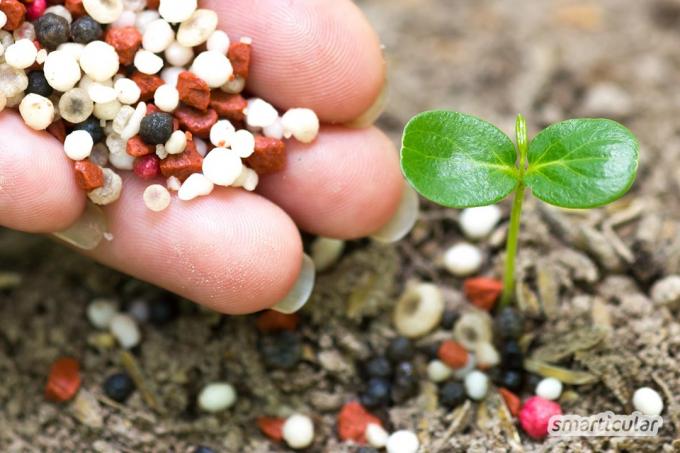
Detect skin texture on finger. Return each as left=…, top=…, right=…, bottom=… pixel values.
left=257, top=126, right=405, bottom=239
left=86, top=176, right=303, bottom=314
left=0, top=112, right=85, bottom=233
left=203, top=0, right=386, bottom=123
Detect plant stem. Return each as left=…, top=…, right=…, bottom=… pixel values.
left=500, top=115, right=528, bottom=306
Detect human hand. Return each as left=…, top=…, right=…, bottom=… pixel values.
left=0, top=0, right=411, bottom=314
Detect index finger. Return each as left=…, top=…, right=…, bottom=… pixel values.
left=202, top=0, right=386, bottom=123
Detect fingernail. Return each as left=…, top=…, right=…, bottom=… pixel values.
left=52, top=203, right=108, bottom=250
left=345, top=65, right=389, bottom=129
left=371, top=184, right=420, bottom=244
left=271, top=254, right=316, bottom=314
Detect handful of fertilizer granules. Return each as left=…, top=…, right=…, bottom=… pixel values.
left=0, top=0, right=319, bottom=212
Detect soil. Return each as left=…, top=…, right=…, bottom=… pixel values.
left=2, top=0, right=680, bottom=451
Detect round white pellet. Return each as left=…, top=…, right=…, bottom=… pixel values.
left=44, top=50, right=81, bottom=91
left=80, top=41, right=120, bottom=82
left=464, top=370, right=489, bottom=400
left=64, top=130, right=94, bottom=161
left=166, top=176, right=182, bottom=191
left=83, top=0, right=124, bottom=24
left=232, top=167, right=258, bottom=191
left=5, top=39, right=37, bottom=69
left=35, top=48, right=47, bottom=65
left=154, top=84, right=179, bottom=112
left=263, top=118, right=284, bottom=140
left=134, top=49, right=164, bottom=75
left=282, top=414, right=314, bottom=450
left=393, top=282, right=445, bottom=338
left=209, top=120, right=235, bottom=148
left=443, top=243, right=483, bottom=277
left=88, top=82, right=118, bottom=104
left=60, top=87, right=94, bottom=124
left=135, top=10, right=160, bottom=35
left=88, top=168, right=123, bottom=205
left=178, top=173, right=214, bottom=201
left=246, top=98, right=279, bottom=128
left=164, top=41, right=194, bottom=67
left=632, top=387, right=664, bottom=416
left=19, top=94, right=54, bottom=131
left=109, top=313, right=141, bottom=349
left=176, top=9, right=218, bottom=47
left=127, top=299, right=149, bottom=322
left=143, top=184, right=172, bottom=212
left=45, top=5, right=73, bottom=23
left=57, top=42, right=85, bottom=61
left=159, top=0, right=197, bottom=23
left=365, top=423, right=389, bottom=449
left=197, top=382, right=237, bottom=413
left=109, top=148, right=135, bottom=171
left=94, top=99, right=123, bottom=120
left=160, top=66, right=185, bottom=87
left=143, top=19, right=174, bottom=53
left=86, top=299, right=118, bottom=329
left=114, top=78, right=141, bottom=105
left=230, top=129, right=255, bottom=158
left=426, top=359, right=453, bottom=383
left=206, top=30, right=230, bottom=54
left=111, top=9, right=136, bottom=28
left=0, top=11, right=7, bottom=29
left=193, top=137, right=208, bottom=157
left=459, top=205, right=502, bottom=240
left=190, top=50, right=233, bottom=88
left=221, top=76, right=245, bottom=94
left=281, top=108, right=320, bottom=144
left=536, top=377, right=563, bottom=401
left=202, top=148, right=243, bottom=186
left=475, top=342, right=500, bottom=368
left=165, top=130, right=187, bottom=155
left=386, top=430, right=420, bottom=453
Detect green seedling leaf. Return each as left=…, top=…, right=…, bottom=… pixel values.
left=525, top=119, right=639, bottom=208
left=400, top=111, right=519, bottom=208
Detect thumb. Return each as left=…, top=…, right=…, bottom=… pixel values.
left=0, top=111, right=85, bottom=233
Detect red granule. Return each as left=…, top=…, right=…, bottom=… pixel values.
left=210, top=91, right=247, bottom=123
left=133, top=154, right=161, bottom=180
left=257, top=416, right=285, bottom=442
left=228, top=42, right=251, bottom=80
left=498, top=387, right=521, bottom=417
left=46, top=119, right=66, bottom=143
left=437, top=340, right=468, bottom=369
left=45, top=357, right=81, bottom=402
left=64, top=0, right=86, bottom=17
left=463, top=277, right=503, bottom=311
left=127, top=135, right=155, bottom=157
left=245, top=136, right=286, bottom=175
left=255, top=311, right=300, bottom=333
left=25, top=0, right=46, bottom=21
left=74, top=159, right=104, bottom=190
left=519, top=396, right=563, bottom=439
left=177, top=71, right=211, bottom=111
left=159, top=137, right=203, bottom=181
left=0, top=0, right=26, bottom=31
left=131, top=72, right=164, bottom=102
left=105, top=27, right=142, bottom=66
left=337, top=401, right=382, bottom=444
left=174, top=105, right=218, bottom=138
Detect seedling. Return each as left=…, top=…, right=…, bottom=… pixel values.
left=400, top=111, right=639, bottom=306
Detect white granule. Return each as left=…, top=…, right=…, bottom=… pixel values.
left=164, top=41, right=194, bottom=67
left=165, top=130, right=187, bottom=155
left=209, top=119, right=235, bottom=148
left=154, top=84, right=180, bottom=112
left=114, top=78, right=141, bottom=105
left=281, top=108, right=320, bottom=144
left=143, top=184, right=172, bottom=212
left=206, top=30, right=230, bottom=54
left=190, top=50, right=233, bottom=88
left=178, top=173, right=214, bottom=201
left=143, top=19, right=175, bottom=53
left=44, top=50, right=81, bottom=92
left=19, top=94, right=54, bottom=131
left=134, top=49, right=164, bottom=75
left=202, top=148, right=243, bottom=187
left=246, top=98, right=279, bottom=129
left=64, top=130, right=94, bottom=161
left=80, top=41, right=120, bottom=82
left=176, top=9, right=218, bottom=47
left=5, top=39, right=37, bottom=69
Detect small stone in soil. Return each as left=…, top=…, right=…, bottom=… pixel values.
left=360, top=377, right=392, bottom=408
left=464, top=370, right=489, bottom=400
left=26, top=71, right=53, bottom=98
left=45, top=357, right=81, bottom=402
left=139, top=112, right=173, bottom=145
left=632, top=387, right=664, bottom=416
left=258, top=331, right=302, bottom=369
left=73, top=116, right=104, bottom=144
left=426, top=359, right=452, bottom=383
left=35, top=13, right=70, bottom=49
left=147, top=297, right=179, bottom=325
left=192, top=447, right=216, bottom=453
left=496, top=369, right=523, bottom=393
left=197, top=382, right=237, bottom=413
left=103, top=372, right=135, bottom=403
left=386, top=430, right=420, bottom=453
left=458, top=205, right=502, bottom=239
left=363, top=356, right=393, bottom=379
left=386, top=337, right=415, bottom=363
left=282, top=414, right=315, bottom=450
left=519, top=396, right=562, bottom=439
left=443, top=242, right=483, bottom=277
left=535, top=377, right=563, bottom=401
left=439, top=381, right=466, bottom=409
